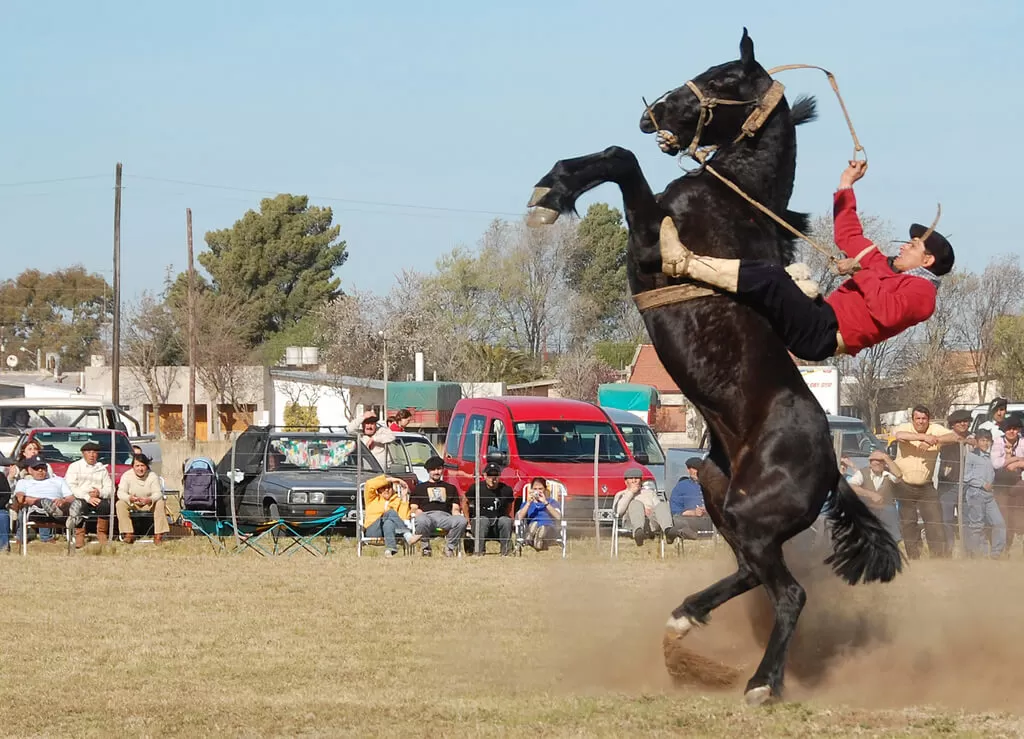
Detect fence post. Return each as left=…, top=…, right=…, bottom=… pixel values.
left=957, top=442, right=966, bottom=557
left=593, top=433, right=600, bottom=553
left=474, top=431, right=482, bottom=555
left=229, top=436, right=241, bottom=548
left=109, top=428, right=116, bottom=545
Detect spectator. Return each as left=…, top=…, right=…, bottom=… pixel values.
left=466, top=463, right=514, bottom=556
left=936, top=409, right=975, bottom=551
left=349, top=412, right=395, bottom=469
left=978, top=398, right=1008, bottom=441
left=850, top=450, right=903, bottom=545
left=409, top=457, right=467, bottom=557
left=839, top=457, right=864, bottom=487
left=992, top=414, right=1024, bottom=551
left=614, top=467, right=678, bottom=547
left=669, top=458, right=711, bottom=540
left=115, top=454, right=169, bottom=545
left=388, top=409, right=413, bottom=433
left=8, top=440, right=57, bottom=543
left=515, top=476, right=562, bottom=551
left=131, top=444, right=144, bottom=455
left=64, top=441, right=115, bottom=547
left=362, top=473, right=420, bottom=557
left=963, top=429, right=1004, bottom=558
left=892, top=405, right=958, bottom=558
left=0, top=452, right=12, bottom=553
left=10, top=456, right=77, bottom=539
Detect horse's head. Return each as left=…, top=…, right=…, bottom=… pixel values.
left=640, top=29, right=778, bottom=157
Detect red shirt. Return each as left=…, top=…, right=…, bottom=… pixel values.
left=824, top=189, right=936, bottom=356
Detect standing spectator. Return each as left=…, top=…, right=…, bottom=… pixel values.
left=978, top=398, right=1008, bottom=442
left=362, top=474, right=420, bottom=557
left=963, top=429, right=1004, bottom=558
left=115, top=454, right=169, bottom=545
left=349, top=412, right=396, bottom=469
left=388, top=409, right=413, bottom=433
left=409, top=457, right=467, bottom=557
left=7, top=439, right=56, bottom=543
left=669, top=458, right=711, bottom=540
left=892, top=405, right=958, bottom=558
left=936, top=409, right=976, bottom=552
left=515, top=477, right=562, bottom=551
left=466, top=463, right=514, bottom=556
left=992, top=415, right=1024, bottom=551
left=850, top=450, right=904, bottom=545
left=64, top=441, right=115, bottom=547
left=614, top=468, right=678, bottom=546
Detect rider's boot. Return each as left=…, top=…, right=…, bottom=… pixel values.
left=660, top=216, right=739, bottom=292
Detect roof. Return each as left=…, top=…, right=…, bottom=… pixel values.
left=269, top=367, right=384, bottom=390
left=0, top=396, right=113, bottom=408
left=455, top=395, right=611, bottom=423
left=603, top=407, right=652, bottom=427
left=627, top=345, right=681, bottom=394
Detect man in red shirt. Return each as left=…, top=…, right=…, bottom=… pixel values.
left=657, top=161, right=955, bottom=360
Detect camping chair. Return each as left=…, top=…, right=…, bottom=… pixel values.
left=610, top=490, right=668, bottom=559
left=355, top=482, right=410, bottom=557
left=513, top=486, right=568, bottom=559
left=270, top=507, right=347, bottom=557
left=408, top=510, right=465, bottom=557
left=180, top=509, right=231, bottom=554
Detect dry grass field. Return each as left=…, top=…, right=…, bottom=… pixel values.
left=4, top=536, right=1024, bottom=737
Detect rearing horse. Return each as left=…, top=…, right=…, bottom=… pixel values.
left=526, top=29, right=901, bottom=704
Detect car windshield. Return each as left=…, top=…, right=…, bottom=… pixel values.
left=513, top=421, right=628, bottom=463
left=831, top=422, right=886, bottom=456
left=29, top=430, right=135, bottom=466
left=615, top=423, right=666, bottom=465
left=1, top=406, right=106, bottom=433
left=401, top=439, right=437, bottom=466
left=265, top=435, right=375, bottom=472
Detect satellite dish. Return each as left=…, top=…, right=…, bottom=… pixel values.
left=5, top=355, right=17, bottom=369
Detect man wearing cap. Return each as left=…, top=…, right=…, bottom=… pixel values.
left=992, top=414, right=1024, bottom=550
left=11, top=456, right=78, bottom=529
left=614, top=467, right=678, bottom=547
left=936, top=410, right=977, bottom=551
left=850, top=449, right=904, bottom=546
left=669, top=458, right=712, bottom=540
left=64, top=441, right=115, bottom=548
left=348, top=411, right=395, bottom=470
left=657, top=160, right=955, bottom=360
left=409, top=457, right=468, bottom=557
left=465, top=463, right=515, bottom=555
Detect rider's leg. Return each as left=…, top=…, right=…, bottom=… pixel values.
left=659, top=218, right=839, bottom=361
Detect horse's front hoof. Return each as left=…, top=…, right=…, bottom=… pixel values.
left=743, top=685, right=774, bottom=707
left=526, top=206, right=559, bottom=228
left=665, top=614, right=696, bottom=637
left=527, top=186, right=551, bottom=207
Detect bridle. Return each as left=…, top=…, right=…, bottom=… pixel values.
left=676, top=78, right=787, bottom=163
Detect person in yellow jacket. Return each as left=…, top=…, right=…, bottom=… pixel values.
left=363, top=474, right=421, bottom=557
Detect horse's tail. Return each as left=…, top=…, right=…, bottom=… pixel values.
left=791, top=95, right=817, bottom=126
left=823, top=475, right=903, bottom=585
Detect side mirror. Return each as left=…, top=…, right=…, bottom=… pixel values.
left=634, top=451, right=650, bottom=465
left=486, top=450, right=508, bottom=467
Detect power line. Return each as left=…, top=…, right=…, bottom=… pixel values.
left=0, top=174, right=108, bottom=188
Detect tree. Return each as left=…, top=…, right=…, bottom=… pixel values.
left=838, top=338, right=907, bottom=432
left=0, top=266, right=112, bottom=371
left=555, top=346, right=618, bottom=402
left=318, top=291, right=385, bottom=380
left=122, top=291, right=182, bottom=437
left=951, top=255, right=1024, bottom=400
left=564, top=203, right=628, bottom=343
left=199, top=194, right=347, bottom=345
left=993, top=315, right=1024, bottom=399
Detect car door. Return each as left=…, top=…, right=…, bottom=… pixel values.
left=457, top=413, right=488, bottom=493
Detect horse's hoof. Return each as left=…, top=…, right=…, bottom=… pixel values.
left=665, top=614, right=696, bottom=637
left=743, top=685, right=773, bottom=707
left=527, top=186, right=552, bottom=207
left=526, top=206, right=559, bottom=228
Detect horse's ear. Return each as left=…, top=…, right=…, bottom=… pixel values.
left=739, top=27, right=755, bottom=68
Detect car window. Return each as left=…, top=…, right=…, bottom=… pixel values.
left=513, top=420, right=628, bottom=463
left=830, top=423, right=885, bottom=456
left=487, top=418, right=508, bottom=456
left=616, top=423, right=666, bottom=465
left=445, top=414, right=466, bottom=459
left=462, top=415, right=487, bottom=461
left=29, top=430, right=134, bottom=466
left=401, top=439, right=436, bottom=466
left=385, top=440, right=411, bottom=474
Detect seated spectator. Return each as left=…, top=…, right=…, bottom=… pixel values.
left=115, top=454, right=169, bottom=545
left=466, top=463, right=514, bottom=556
left=614, top=467, right=678, bottom=546
left=410, top=457, right=468, bottom=557
left=515, top=476, right=562, bottom=551
left=388, top=408, right=413, bottom=432
left=850, top=450, right=904, bottom=545
left=363, top=474, right=421, bottom=557
left=65, top=441, right=115, bottom=547
left=10, top=456, right=77, bottom=535
left=963, top=429, right=1004, bottom=558
left=8, top=439, right=56, bottom=543
left=669, top=458, right=712, bottom=540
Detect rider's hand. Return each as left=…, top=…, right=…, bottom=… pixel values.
left=834, top=257, right=863, bottom=276
left=839, top=160, right=867, bottom=189
left=656, top=130, right=679, bottom=153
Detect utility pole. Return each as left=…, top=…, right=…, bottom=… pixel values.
left=111, top=162, right=122, bottom=406
left=187, top=207, right=197, bottom=451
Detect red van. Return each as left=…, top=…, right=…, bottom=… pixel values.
left=442, top=396, right=655, bottom=525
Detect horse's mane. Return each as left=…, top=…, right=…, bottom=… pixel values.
left=769, top=95, right=817, bottom=264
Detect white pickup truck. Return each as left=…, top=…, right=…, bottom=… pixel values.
left=0, top=396, right=161, bottom=466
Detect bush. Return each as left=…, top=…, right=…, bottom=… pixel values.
left=161, top=415, right=184, bottom=441
left=284, top=403, right=319, bottom=431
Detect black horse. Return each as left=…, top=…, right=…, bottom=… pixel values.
left=527, top=29, right=901, bottom=703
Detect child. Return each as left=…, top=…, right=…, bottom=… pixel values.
left=964, top=429, right=1004, bottom=558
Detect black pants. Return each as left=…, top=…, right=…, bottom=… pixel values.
left=736, top=261, right=839, bottom=361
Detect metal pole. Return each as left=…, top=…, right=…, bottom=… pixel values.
left=229, top=436, right=241, bottom=548
left=473, top=431, right=482, bottom=555
left=593, top=433, right=600, bottom=552
left=111, top=162, right=122, bottom=406
left=380, top=332, right=388, bottom=423
left=186, top=208, right=196, bottom=451
left=109, top=428, right=116, bottom=543
left=957, top=442, right=966, bottom=557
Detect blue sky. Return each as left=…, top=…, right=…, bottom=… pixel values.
left=1, top=0, right=1019, bottom=302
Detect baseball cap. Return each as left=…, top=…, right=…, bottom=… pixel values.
left=624, top=467, right=643, bottom=480
left=483, top=463, right=501, bottom=476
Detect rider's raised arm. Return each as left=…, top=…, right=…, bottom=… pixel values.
left=833, top=162, right=886, bottom=269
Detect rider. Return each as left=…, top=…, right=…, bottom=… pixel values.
left=657, top=160, right=955, bottom=360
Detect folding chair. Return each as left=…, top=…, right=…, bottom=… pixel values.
left=610, top=490, right=667, bottom=559
left=409, top=511, right=465, bottom=558
left=513, top=487, right=568, bottom=559
left=355, top=486, right=410, bottom=557
left=180, top=509, right=231, bottom=553
left=272, top=507, right=347, bottom=557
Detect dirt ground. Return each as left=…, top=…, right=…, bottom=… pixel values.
left=2, top=536, right=1023, bottom=737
